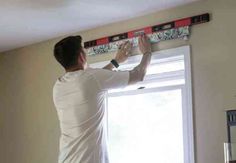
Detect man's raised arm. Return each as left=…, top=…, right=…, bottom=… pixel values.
left=128, top=34, right=152, bottom=85
left=102, top=34, right=152, bottom=85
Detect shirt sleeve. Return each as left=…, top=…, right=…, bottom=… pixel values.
left=91, top=69, right=130, bottom=90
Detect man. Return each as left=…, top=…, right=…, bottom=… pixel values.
left=53, top=34, right=152, bottom=163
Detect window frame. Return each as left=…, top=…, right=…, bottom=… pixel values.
left=90, top=45, right=194, bottom=163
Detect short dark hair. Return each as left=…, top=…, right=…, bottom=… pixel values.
left=54, top=35, right=83, bottom=69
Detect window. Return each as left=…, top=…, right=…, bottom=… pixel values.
left=91, top=46, right=194, bottom=163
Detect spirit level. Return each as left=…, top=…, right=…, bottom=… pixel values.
left=84, top=13, right=210, bottom=49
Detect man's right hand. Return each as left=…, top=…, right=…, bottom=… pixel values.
left=138, top=34, right=152, bottom=55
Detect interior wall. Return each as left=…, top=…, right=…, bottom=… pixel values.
left=1, top=0, right=236, bottom=163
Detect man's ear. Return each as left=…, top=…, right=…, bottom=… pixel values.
left=78, top=52, right=85, bottom=64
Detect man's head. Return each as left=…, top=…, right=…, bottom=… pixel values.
left=54, top=35, right=87, bottom=71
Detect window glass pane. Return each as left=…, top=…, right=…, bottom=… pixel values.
left=108, top=56, right=185, bottom=93
left=108, top=89, right=184, bottom=163
left=108, top=79, right=184, bottom=94
left=146, top=60, right=184, bottom=75
left=119, top=60, right=184, bottom=75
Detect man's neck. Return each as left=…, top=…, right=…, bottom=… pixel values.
left=66, top=63, right=88, bottom=72
left=66, top=66, right=84, bottom=73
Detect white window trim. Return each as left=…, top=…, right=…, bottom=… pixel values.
left=90, top=45, right=194, bottom=163
left=182, top=46, right=195, bottom=163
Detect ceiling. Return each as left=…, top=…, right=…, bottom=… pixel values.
left=0, top=0, right=198, bottom=53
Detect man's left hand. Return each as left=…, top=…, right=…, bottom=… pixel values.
left=115, top=41, right=132, bottom=63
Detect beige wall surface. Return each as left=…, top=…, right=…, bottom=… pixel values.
left=1, top=0, right=236, bottom=162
